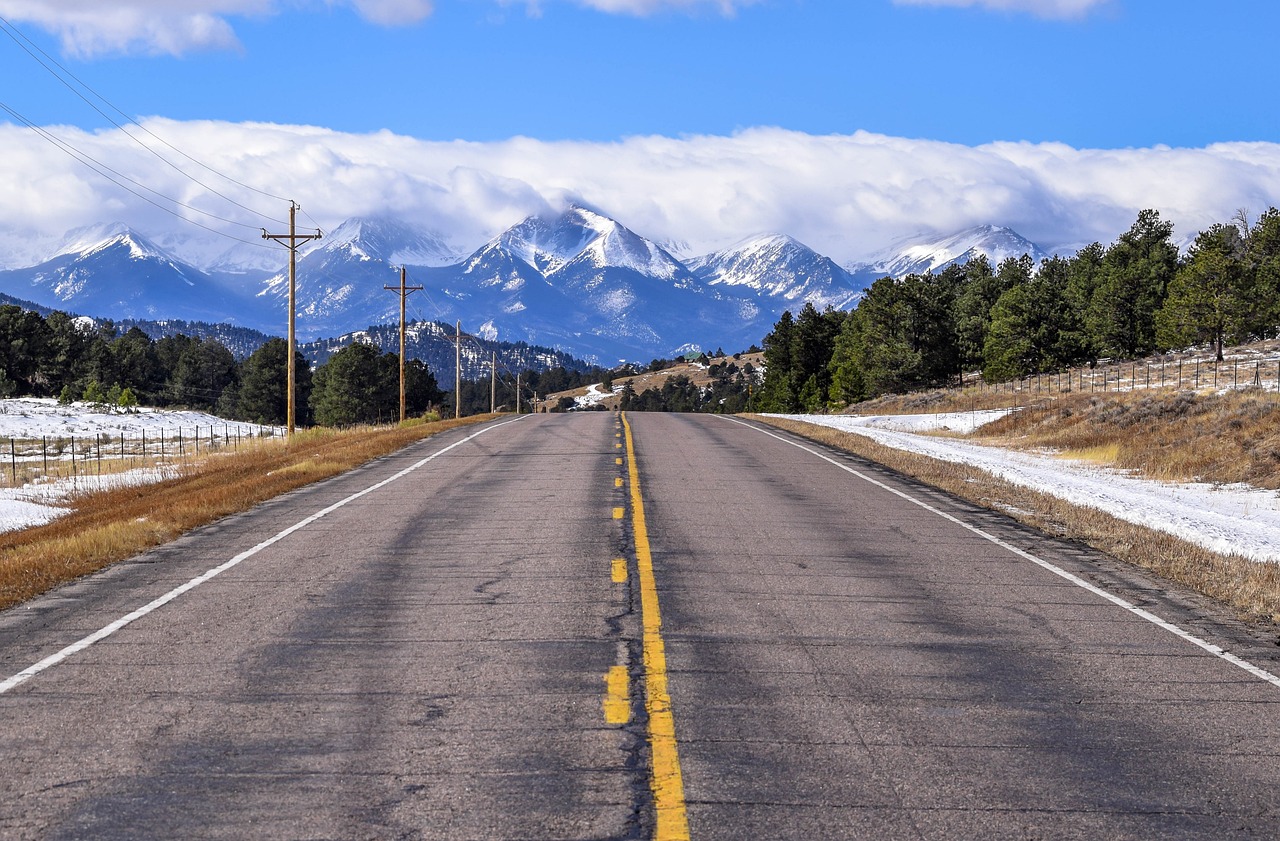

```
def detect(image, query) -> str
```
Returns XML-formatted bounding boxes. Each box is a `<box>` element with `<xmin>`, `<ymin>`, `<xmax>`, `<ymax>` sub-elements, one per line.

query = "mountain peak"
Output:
<box><xmin>688</xmin><ymin>233</ymin><xmax>863</xmax><ymax>309</ymax></box>
<box><xmin>51</xmin><ymin>223</ymin><xmax>165</xmax><ymax>262</ymax></box>
<box><xmin>309</xmin><ymin>216</ymin><xmax>457</xmax><ymax>267</ymax></box>
<box><xmin>865</xmin><ymin>225</ymin><xmax>1048</xmax><ymax>278</ymax></box>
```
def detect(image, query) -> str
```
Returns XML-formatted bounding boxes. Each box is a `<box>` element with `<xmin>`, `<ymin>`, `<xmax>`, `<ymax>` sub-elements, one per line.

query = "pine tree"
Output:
<box><xmin>759</xmin><ymin>310</ymin><xmax>798</xmax><ymax>412</ymax></box>
<box><xmin>1091</xmin><ymin>209</ymin><xmax>1178</xmax><ymax>359</ymax></box>
<box><xmin>1156</xmin><ymin>223</ymin><xmax>1248</xmax><ymax>360</ymax></box>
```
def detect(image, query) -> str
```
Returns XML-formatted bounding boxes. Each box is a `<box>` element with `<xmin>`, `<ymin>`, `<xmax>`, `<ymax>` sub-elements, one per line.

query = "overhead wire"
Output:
<box><xmin>0</xmin><ymin>100</ymin><xmax>275</xmax><ymax>249</ymax></box>
<box><xmin>0</xmin><ymin>13</ymin><xmax>288</xmax><ymax>234</ymax></box>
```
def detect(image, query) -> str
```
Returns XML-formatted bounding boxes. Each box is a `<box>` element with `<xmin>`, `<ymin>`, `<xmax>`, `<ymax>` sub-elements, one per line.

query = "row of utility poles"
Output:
<box><xmin>264</xmin><ymin>201</ymin><xmax>533</xmax><ymax>437</ymax></box>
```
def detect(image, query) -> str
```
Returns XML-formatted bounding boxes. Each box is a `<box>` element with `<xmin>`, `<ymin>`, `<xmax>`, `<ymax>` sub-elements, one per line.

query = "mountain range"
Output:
<box><xmin>0</xmin><ymin>207</ymin><xmax>1053</xmax><ymax>365</ymax></box>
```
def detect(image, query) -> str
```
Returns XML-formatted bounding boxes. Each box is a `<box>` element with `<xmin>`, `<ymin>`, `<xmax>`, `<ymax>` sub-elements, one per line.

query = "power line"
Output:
<box><xmin>0</xmin><ymin>13</ymin><xmax>286</xmax><ymax>226</ymax></box>
<box><xmin>0</xmin><ymin>100</ymin><xmax>275</xmax><ymax>249</ymax></box>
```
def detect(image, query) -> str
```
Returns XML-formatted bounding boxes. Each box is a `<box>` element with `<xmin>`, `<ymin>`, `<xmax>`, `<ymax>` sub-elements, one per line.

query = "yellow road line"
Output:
<box><xmin>622</xmin><ymin>412</ymin><xmax>690</xmax><ymax>841</ymax></box>
<box><xmin>604</xmin><ymin>665</ymin><xmax>631</xmax><ymax>724</ymax></box>
<box><xmin>612</xmin><ymin>557</ymin><xmax>627</xmax><ymax>583</ymax></box>
<box><xmin>613</xmin><ymin>507</ymin><xmax>625</xmax><ymax>520</ymax></box>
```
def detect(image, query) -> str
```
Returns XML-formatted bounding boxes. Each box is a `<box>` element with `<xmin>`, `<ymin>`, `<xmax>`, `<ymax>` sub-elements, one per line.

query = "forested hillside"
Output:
<box><xmin>756</xmin><ymin>208</ymin><xmax>1280</xmax><ymax>411</ymax></box>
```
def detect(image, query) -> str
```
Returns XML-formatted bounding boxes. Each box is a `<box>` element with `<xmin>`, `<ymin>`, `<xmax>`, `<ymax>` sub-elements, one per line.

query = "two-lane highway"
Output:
<box><xmin>1</xmin><ymin>412</ymin><xmax>1278</xmax><ymax>839</ymax></box>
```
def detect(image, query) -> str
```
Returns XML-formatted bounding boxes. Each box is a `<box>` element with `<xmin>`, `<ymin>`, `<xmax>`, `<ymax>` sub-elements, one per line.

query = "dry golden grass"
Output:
<box><xmin>753</xmin><ymin>414</ymin><xmax>1280</xmax><ymax>624</ymax></box>
<box><xmin>0</xmin><ymin>415</ymin><xmax>494</xmax><ymax>611</ymax></box>
<box><xmin>972</xmin><ymin>389</ymin><xmax>1280</xmax><ymax>488</ymax></box>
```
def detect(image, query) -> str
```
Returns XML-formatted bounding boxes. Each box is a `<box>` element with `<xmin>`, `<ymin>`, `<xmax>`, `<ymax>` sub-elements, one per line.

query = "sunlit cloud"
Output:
<box><xmin>1</xmin><ymin>121</ymin><xmax>1277</xmax><ymax>269</ymax></box>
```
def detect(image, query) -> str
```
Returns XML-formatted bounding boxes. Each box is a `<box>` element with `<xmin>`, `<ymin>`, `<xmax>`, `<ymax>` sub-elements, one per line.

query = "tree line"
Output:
<box><xmin>757</xmin><ymin>208</ymin><xmax>1280</xmax><ymax>411</ymax></box>
<box><xmin>0</xmin><ymin>308</ymin><xmax>447</xmax><ymax>426</ymax></box>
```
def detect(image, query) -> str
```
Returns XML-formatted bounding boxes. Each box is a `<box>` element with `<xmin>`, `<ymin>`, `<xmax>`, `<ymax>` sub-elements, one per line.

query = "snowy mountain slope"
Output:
<box><xmin>0</xmin><ymin>210</ymin><xmax>1058</xmax><ymax>365</ymax></box>
<box><xmin>0</xmin><ymin>226</ymin><xmax>269</xmax><ymax>329</ymax></box>
<box><xmin>256</xmin><ymin>217</ymin><xmax>461</xmax><ymax>338</ymax></box>
<box><xmin>855</xmin><ymin>225</ymin><xmax>1051</xmax><ymax>279</ymax></box>
<box><xmin>688</xmin><ymin>233</ymin><xmax>864</xmax><ymax>309</ymax></box>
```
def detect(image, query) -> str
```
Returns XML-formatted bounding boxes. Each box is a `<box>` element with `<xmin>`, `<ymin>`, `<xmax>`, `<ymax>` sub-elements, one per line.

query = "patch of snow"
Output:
<box><xmin>774</xmin><ymin>412</ymin><xmax>1280</xmax><ymax>563</ymax></box>
<box><xmin>0</xmin><ymin>398</ymin><xmax>281</xmax><ymax>534</ymax></box>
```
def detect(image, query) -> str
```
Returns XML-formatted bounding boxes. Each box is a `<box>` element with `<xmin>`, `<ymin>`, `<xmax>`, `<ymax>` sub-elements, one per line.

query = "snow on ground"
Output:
<box><xmin>0</xmin><ymin>466</ymin><xmax>182</xmax><ymax>533</ymax></box>
<box><xmin>774</xmin><ymin>411</ymin><xmax>1280</xmax><ymax>563</ymax></box>
<box><xmin>0</xmin><ymin>398</ymin><xmax>279</xmax><ymax>439</ymax></box>
<box><xmin>0</xmin><ymin>399</ymin><xmax>279</xmax><ymax>534</ymax></box>
<box><xmin>574</xmin><ymin>383</ymin><xmax>619</xmax><ymax>409</ymax></box>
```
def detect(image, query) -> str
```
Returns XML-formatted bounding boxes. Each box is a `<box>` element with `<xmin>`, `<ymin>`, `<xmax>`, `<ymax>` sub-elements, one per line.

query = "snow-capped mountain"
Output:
<box><xmin>433</xmin><ymin>205</ymin><xmax>717</xmax><ymax>362</ymax></box>
<box><xmin>257</xmin><ymin>216</ymin><xmax>458</xmax><ymax>336</ymax></box>
<box><xmin>0</xmin><ymin>225</ymin><xmax>269</xmax><ymax>328</ymax></box>
<box><xmin>859</xmin><ymin>225</ymin><xmax>1050</xmax><ymax>279</ymax></box>
<box><xmin>688</xmin><ymin>233</ymin><xmax>863</xmax><ymax>310</ymax></box>
<box><xmin>1</xmin><ymin>209</ymin><xmax>1059</xmax><ymax>366</ymax></box>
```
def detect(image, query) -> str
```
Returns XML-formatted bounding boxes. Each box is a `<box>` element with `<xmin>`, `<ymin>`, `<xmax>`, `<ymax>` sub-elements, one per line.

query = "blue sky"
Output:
<box><xmin>2</xmin><ymin>0</ymin><xmax>1276</xmax><ymax>148</ymax></box>
<box><xmin>0</xmin><ymin>0</ymin><xmax>1278</xmax><ymax>265</ymax></box>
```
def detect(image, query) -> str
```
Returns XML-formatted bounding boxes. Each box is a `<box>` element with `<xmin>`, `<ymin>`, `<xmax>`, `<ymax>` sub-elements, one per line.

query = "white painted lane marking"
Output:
<box><xmin>0</xmin><ymin>417</ymin><xmax>527</xmax><ymax>695</ymax></box>
<box><xmin>726</xmin><ymin>416</ymin><xmax>1280</xmax><ymax>691</ymax></box>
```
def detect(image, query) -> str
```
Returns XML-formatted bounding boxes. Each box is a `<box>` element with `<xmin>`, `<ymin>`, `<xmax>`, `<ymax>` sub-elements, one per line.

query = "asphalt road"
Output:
<box><xmin>1</xmin><ymin>412</ymin><xmax>1278</xmax><ymax>840</ymax></box>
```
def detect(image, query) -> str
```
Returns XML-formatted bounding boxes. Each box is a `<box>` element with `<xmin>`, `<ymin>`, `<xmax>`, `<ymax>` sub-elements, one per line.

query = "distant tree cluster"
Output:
<box><xmin>756</xmin><ymin>208</ymin><xmax>1280</xmax><ymax>410</ymax></box>
<box><xmin>0</xmin><ymin>309</ymin><xmax>442</xmax><ymax>427</ymax></box>
<box><xmin>616</xmin><ymin>357</ymin><xmax>759</xmax><ymax>413</ymax></box>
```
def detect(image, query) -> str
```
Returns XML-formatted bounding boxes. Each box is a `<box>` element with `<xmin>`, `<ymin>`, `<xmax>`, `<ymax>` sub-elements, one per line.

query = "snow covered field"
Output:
<box><xmin>773</xmin><ymin>411</ymin><xmax>1280</xmax><ymax>563</ymax></box>
<box><xmin>0</xmin><ymin>399</ymin><xmax>279</xmax><ymax>534</ymax></box>
<box><xmin>0</xmin><ymin>398</ymin><xmax>279</xmax><ymax>439</ymax></box>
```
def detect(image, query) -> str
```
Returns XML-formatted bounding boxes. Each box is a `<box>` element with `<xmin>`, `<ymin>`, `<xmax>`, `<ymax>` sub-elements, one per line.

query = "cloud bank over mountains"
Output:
<box><xmin>1</xmin><ymin>120</ymin><xmax>1277</xmax><ymax>269</ymax></box>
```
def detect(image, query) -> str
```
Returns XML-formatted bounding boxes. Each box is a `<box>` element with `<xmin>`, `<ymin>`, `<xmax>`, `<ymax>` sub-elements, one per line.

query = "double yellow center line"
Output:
<box><xmin>620</xmin><ymin>412</ymin><xmax>690</xmax><ymax>841</ymax></box>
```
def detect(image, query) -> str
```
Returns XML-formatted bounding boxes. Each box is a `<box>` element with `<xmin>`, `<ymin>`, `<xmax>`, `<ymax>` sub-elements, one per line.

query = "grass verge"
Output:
<box><xmin>0</xmin><ymin>415</ymin><xmax>494</xmax><ymax>612</ymax></box>
<box><xmin>751</xmin><ymin>414</ymin><xmax>1280</xmax><ymax>625</ymax></box>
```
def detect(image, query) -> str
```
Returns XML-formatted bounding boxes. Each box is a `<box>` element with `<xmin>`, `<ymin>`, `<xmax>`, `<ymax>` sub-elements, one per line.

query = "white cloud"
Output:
<box><xmin>1</xmin><ymin>121</ymin><xmax>1278</xmax><ymax>268</ymax></box>
<box><xmin>0</xmin><ymin>0</ymin><xmax>434</xmax><ymax>57</ymax></box>
<box><xmin>892</xmin><ymin>0</ymin><xmax>1110</xmax><ymax>19</ymax></box>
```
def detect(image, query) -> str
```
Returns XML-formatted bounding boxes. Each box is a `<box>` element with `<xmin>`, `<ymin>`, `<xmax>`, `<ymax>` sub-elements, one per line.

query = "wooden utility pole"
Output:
<box><xmin>262</xmin><ymin>202</ymin><xmax>321</xmax><ymax>437</ymax></box>
<box><xmin>455</xmin><ymin>320</ymin><xmax>463</xmax><ymax>420</ymax></box>
<box><xmin>383</xmin><ymin>267</ymin><xmax>423</xmax><ymax>423</ymax></box>
<box><xmin>490</xmin><ymin>351</ymin><xmax>497</xmax><ymax>414</ymax></box>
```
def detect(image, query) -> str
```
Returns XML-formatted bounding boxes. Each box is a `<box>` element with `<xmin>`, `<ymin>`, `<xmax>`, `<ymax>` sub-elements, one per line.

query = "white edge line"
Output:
<box><xmin>726</xmin><ymin>416</ymin><xmax>1280</xmax><ymax>691</ymax></box>
<box><xmin>0</xmin><ymin>417</ymin><xmax>527</xmax><ymax>695</ymax></box>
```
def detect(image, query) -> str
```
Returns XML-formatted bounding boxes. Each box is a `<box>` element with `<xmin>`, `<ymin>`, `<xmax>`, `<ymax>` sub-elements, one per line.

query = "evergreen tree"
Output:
<box><xmin>1245</xmin><ymin>207</ymin><xmax>1280</xmax><ymax>339</ymax></box>
<box><xmin>1156</xmin><ymin>223</ymin><xmax>1248</xmax><ymax>360</ymax></box>
<box><xmin>1062</xmin><ymin>242</ymin><xmax>1106</xmax><ymax>364</ymax></box>
<box><xmin>112</xmin><ymin>327</ymin><xmax>164</xmax><ymax>401</ymax></box>
<box><xmin>0</xmin><ymin>305</ymin><xmax>50</xmax><ymax>395</ymax></box>
<box><xmin>40</xmin><ymin>311</ymin><xmax>90</xmax><ymax>397</ymax></box>
<box><xmin>952</xmin><ymin>256</ymin><xmax>1002</xmax><ymax>371</ymax></box>
<box><xmin>982</xmin><ymin>255</ymin><xmax>1088</xmax><ymax>380</ymax></box>
<box><xmin>237</xmin><ymin>338</ymin><xmax>313</xmax><ymax>426</ymax></box>
<box><xmin>759</xmin><ymin>310</ymin><xmax>798</xmax><ymax>412</ymax></box>
<box><xmin>310</xmin><ymin>342</ymin><xmax>397</xmax><ymax>426</ymax></box>
<box><xmin>791</xmin><ymin>302</ymin><xmax>845</xmax><ymax>408</ymax></box>
<box><xmin>1090</xmin><ymin>209</ymin><xmax>1178</xmax><ymax>358</ymax></box>
<box><xmin>168</xmin><ymin>338</ymin><xmax>237</xmax><ymax>410</ymax></box>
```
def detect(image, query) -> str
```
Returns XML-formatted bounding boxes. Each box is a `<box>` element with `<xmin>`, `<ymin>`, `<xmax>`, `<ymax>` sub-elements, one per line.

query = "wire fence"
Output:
<box><xmin>2</xmin><ymin>423</ymin><xmax>286</xmax><ymax>489</ymax></box>
<box><xmin>971</xmin><ymin>344</ymin><xmax>1280</xmax><ymax>399</ymax></box>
